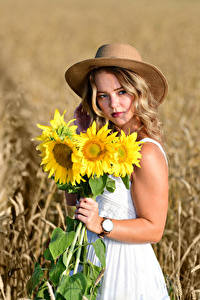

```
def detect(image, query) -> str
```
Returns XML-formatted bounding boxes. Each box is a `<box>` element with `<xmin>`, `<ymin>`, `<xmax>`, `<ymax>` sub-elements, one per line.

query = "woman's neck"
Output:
<box><xmin>117</xmin><ymin>117</ymin><xmax>147</xmax><ymax>138</ymax></box>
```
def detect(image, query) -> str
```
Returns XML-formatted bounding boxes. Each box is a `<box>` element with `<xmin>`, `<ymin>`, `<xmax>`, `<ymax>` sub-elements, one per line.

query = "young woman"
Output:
<box><xmin>65</xmin><ymin>43</ymin><xmax>169</xmax><ymax>300</ymax></box>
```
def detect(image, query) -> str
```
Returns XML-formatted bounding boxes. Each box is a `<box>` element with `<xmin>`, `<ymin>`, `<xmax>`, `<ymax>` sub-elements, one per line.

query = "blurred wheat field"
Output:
<box><xmin>0</xmin><ymin>0</ymin><xmax>200</xmax><ymax>299</ymax></box>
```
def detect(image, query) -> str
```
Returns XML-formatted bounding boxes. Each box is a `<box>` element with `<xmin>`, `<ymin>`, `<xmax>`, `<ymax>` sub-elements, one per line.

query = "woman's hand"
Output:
<box><xmin>75</xmin><ymin>197</ymin><xmax>103</xmax><ymax>234</ymax></box>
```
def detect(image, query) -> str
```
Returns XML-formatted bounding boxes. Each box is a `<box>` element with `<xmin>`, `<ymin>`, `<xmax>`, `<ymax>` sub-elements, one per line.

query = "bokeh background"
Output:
<box><xmin>0</xmin><ymin>0</ymin><xmax>200</xmax><ymax>299</ymax></box>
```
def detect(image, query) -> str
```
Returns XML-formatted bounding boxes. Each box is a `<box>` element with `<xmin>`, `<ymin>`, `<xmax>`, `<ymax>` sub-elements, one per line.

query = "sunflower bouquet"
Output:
<box><xmin>27</xmin><ymin>109</ymin><xmax>142</xmax><ymax>300</ymax></box>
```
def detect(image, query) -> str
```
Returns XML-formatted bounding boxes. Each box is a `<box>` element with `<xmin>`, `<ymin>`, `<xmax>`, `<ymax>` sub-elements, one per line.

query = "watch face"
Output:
<box><xmin>102</xmin><ymin>219</ymin><xmax>113</xmax><ymax>232</ymax></box>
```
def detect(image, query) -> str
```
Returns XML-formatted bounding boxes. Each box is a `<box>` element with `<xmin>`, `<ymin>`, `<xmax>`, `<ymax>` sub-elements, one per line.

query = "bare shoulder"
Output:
<box><xmin>133</xmin><ymin>142</ymin><xmax>168</xmax><ymax>181</ymax></box>
<box><xmin>139</xmin><ymin>142</ymin><xmax>167</xmax><ymax>169</ymax></box>
<box><xmin>131</xmin><ymin>141</ymin><xmax>168</xmax><ymax>207</ymax></box>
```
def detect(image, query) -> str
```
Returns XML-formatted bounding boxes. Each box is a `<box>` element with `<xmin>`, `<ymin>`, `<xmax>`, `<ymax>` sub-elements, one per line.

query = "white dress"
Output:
<box><xmin>87</xmin><ymin>138</ymin><xmax>170</xmax><ymax>300</ymax></box>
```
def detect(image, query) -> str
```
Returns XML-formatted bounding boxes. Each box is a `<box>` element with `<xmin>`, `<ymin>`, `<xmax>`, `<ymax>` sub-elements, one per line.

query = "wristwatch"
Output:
<box><xmin>98</xmin><ymin>217</ymin><xmax>114</xmax><ymax>238</ymax></box>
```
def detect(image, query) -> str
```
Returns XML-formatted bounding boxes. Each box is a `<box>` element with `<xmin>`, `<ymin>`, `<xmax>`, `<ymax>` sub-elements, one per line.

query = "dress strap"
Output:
<box><xmin>140</xmin><ymin>138</ymin><xmax>168</xmax><ymax>165</ymax></box>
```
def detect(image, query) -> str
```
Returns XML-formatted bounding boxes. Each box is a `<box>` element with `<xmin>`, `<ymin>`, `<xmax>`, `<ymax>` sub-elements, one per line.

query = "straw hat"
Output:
<box><xmin>65</xmin><ymin>43</ymin><xmax>168</xmax><ymax>103</ymax></box>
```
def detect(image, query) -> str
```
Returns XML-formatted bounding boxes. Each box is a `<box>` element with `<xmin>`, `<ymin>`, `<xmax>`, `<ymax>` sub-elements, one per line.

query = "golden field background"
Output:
<box><xmin>0</xmin><ymin>0</ymin><xmax>200</xmax><ymax>299</ymax></box>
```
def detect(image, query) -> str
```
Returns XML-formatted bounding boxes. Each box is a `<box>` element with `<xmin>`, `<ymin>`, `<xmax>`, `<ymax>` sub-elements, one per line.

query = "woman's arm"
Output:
<box><xmin>75</xmin><ymin>142</ymin><xmax>168</xmax><ymax>244</ymax></box>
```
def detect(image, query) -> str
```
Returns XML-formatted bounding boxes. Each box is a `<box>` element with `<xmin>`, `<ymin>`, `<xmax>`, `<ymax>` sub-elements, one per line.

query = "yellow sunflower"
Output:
<box><xmin>76</xmin><ymin>121</ymin><xmax>118</xmax><ymax>177</ymax></box>
<box><xmin>36</xmin><ymin>109</ymin><xmax>77</xmax><ymax>142</ymax></box>
<box><xmin>112</xmin><ymin>131</ymin><xmax>142</xmax><ymax>177</ymax></box>
<box><xmin>39</xmin><ymin>133</ymin><xmax>82</xmax><ymax>185</ymax></box>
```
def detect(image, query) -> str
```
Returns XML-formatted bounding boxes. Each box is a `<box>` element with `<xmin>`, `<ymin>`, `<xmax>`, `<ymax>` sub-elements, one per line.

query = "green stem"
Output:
<box><xmin>73</xmin><ymin>225</ymin><xmax>86</xmax><ymax>274</ymax></box>
<box><xmin>83</xmin><ymin>228</ymin><xmax>88</xmax><ymax>275</ymax></box>
<box><xmin>62</xmin><ymin>247</ymin><xmax>69</xmax><ymax>268</ymax></box>
<box><xmin>62</xmin><ymin>221</ymin><xmax>83</xmax><ymax>276</ymax></box>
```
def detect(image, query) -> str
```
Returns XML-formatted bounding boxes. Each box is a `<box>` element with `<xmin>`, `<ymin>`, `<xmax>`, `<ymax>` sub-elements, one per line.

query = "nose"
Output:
<box><xmin>110</xmin><ymin>93</ymin><xmax>119</xmax><ymax>109</ymax></box>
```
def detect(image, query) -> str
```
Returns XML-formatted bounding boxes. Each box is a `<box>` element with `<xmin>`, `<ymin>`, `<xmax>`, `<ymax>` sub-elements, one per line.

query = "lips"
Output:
<box><xmin>111</xmin><ymin>112</ymin><xmax>123</xmax><ymax>118</ymax></box>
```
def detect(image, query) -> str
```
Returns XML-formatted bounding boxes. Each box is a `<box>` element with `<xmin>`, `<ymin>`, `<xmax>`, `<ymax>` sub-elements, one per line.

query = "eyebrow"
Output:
<box><xmin>97</xmin><ymin>87</ymin><xmax>123</xmax><ymax>94</ymax></box>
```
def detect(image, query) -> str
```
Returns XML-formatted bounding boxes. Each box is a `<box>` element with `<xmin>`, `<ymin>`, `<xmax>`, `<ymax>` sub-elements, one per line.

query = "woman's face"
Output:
<box><xmin>94</xmin><ymin>70</ymin><xmax>135</xmax><ymax>130</ymax></box>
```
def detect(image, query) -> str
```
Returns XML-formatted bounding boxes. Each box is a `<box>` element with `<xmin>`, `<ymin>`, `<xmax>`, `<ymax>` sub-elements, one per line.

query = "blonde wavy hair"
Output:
<box><xmin>81</xmin><ymin>66</ymin><xmax>162</xmax><ymax>142</ymax></box>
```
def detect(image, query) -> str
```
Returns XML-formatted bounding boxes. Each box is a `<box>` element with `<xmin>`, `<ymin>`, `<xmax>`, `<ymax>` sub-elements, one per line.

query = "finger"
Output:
<box><xmin>75</xmin><ymin>213</ymin><xmax>87</xmax><ymax>224</ymax></box>
<box><xmin>76</xmin><ymin>202</ymin><xmax>93</xmax><ymax>210</ymax></box>
<box><xmin>76</xmin><ymin>208</ymin><xmax>89</xmax><ymax>217</ymax></box>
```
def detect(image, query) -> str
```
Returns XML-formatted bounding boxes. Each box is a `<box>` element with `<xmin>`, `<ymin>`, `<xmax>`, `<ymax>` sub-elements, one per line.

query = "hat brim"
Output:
<box><xmin>65</xmin><ymin>57</ymin><xmax>168</xmax><ymax>103</ymax></box>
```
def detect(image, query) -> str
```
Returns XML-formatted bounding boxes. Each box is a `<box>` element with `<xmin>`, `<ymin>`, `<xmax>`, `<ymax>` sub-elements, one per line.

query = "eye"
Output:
<box><xmin>118</xmin><ymin>90</ymin><xmax>126</xmax><ymax>95</ymax></box>
<box><xmin>97</xmin><ymin>94</ymin><xmax>108</xmax><ymax>100</ymax></box>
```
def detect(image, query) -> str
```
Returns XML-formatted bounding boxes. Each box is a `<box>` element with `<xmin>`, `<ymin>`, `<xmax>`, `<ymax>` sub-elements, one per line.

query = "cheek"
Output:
<box><xmin>96</xmin><ymin>99</ymin><xmax>106</xmax><ymax>112</ymax></box>
<box><xmin>97</xmin><ymin>101</ymin><xmax>108</xmax><ymax>113</ymax></box>
<box><xmin>123</xmin><ymin>97</ymin><xmax>134</xmax><ymax>111</ymax></box>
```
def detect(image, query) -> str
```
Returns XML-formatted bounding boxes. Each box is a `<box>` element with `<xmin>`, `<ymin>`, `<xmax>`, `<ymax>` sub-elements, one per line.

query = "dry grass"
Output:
<box><xmin>0</xmin><ymin>0</ymin><xmax>200</xmax><ymax>299</ymax></box>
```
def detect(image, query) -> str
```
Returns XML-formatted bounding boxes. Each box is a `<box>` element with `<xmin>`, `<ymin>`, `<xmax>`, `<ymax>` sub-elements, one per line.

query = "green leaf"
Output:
<box><xmin>84</xmin><ymin>262</ymin><xmax>103</xmax><ymax>299</ymax></box>
<box><xmin>36</xmin><ymin>281</ymin><xmax>51</xmax><ymax>299</ymax></box>
<box><xmin>27</xmin><ymin>262</ymin><xmax>44</xmax><ymax>296</ymax></box>
<box><xmin>56</xmin><ymin>126</ymin><xmax>74</xmax><ymax>141</ymax></box>
<box><xmin>106</xmin><ymin>177</ymin><xmax>116</xmax><ymax>193</ymax></box>
<box><xmin>65</xmin><ymin>216</ymin><xmax>79</xmax><ymax>232</ymax></box>
<box><xmin>92</xmin><ymin>239</ymin><xmax>106</xmax><ymax>268</ymax></box>
<box><xmin>44</xmin><ymin>247</ymin><xmax>54</xmax><ymax>262</ymax></box>
<box><xmin>49</xmin><ymin>256</ymin><xmax>66</xmax><ymax>286</ymax></box>
<box><xmin>86</xmin><ymin>262</ymin><xmax>102</xmax><ymax>286</ymax></box>
<box><xmin>57</xmin><ymin>175</ymin><xmax>93</xmax><ymax>197</ymax></box>
<box><xmin>89</xmin><ymin>174</ymin><xmax>107</xmax><ymax>197</ymax></box>
<box><xmin>57</xmin><ymin>182</ymin><xmax>71</xmax><ymax>191</ymax></box>
<box><xmin>121</xmin><ymin>174</ymin><xmax>130</xmax><ymax>189</ymax></box>
<box><xmin>62</xmin><ymin>249</ymin><xmax>69</xmax><ymax>268</ymax></box>
<box><xmin>49</xmin><ymin>228</ymin><xmax>75</xmax><ymax>260</ymax></box>
<box><xmin>55</xmin><ymin>294</ymin><xmax>65</xmax><ymax>300</ymax></box>
<box><xmin>57</xmin><ymin>273</ymin><xmax>87</xmax><ymax>300</ymax></box>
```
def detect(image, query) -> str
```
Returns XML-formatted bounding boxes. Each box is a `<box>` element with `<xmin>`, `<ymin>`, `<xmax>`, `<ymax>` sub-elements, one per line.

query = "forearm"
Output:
<box><xmin>75</xmin><ymin>197</ymin><xmax>167</xmax><ymax>244</ymax></box>
<box><xmin>98</xmin><ymin>217</ymin><xmax>165</xmax><ymax>244</ymax></box>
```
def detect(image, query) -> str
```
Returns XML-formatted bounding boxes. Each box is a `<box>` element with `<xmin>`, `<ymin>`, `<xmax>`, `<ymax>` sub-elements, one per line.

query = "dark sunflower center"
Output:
<box><xmin>53</xmin><ymin>143</ymin><xmax>73</xmax><ymax>169</ymax></box>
